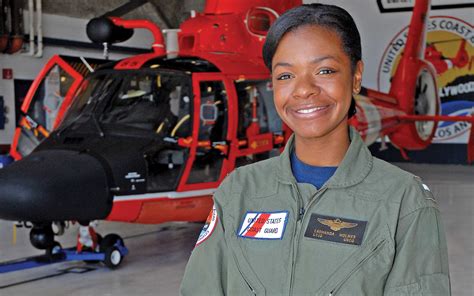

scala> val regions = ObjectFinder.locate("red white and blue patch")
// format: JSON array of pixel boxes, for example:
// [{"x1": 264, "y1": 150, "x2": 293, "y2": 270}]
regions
[
  {"x1": 195, "y1": 204, "x2": 218, "y2": 247},
  {"x1": 237, "y1": 211, "x2": 289, "y2": 240}
]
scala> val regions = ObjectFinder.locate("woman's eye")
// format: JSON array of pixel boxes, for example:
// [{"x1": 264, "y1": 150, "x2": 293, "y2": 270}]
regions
[
  {"x1": 318, "y1": 69, "x2": 335, "y2": 75},
  {"x1": 276, "y1": 74, "x2": 293, "y2": 80}
]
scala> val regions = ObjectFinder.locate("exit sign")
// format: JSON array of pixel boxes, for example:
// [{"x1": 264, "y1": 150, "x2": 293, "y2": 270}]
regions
[{"x1": 2, "y1": 68, "x2": 13, "y2": 80}]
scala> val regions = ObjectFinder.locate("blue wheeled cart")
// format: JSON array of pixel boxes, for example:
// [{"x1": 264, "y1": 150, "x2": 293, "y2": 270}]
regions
[
  {"x1": 0, "y1": 234, "x2": 128, "y2": 273},
  {"x1": 0, "y1": 155, "x2": 13, "y2": 169}
]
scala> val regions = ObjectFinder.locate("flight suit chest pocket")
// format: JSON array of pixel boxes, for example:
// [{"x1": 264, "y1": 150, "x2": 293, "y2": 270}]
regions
[
  {"x1": 227, "y1": 233, "x2": 267, "y2": 296},
  {"x1": 316, "y1": 230, "x2": 392, "y2": 296},
  {"x1": 226, "y1": 210, "x2": 293, "y2": 295}
]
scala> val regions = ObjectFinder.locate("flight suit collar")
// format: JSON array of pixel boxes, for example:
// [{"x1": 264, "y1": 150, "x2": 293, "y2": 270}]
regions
[{"x1": 277, "y1": 127, "x2": 373, "y2": 188}]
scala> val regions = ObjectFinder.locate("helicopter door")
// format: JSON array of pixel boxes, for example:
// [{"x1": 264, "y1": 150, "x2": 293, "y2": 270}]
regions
[
  {"x1": 10, "y1": 55, "x2": 83, "y2": 159},
  {"x1": 179, "y1": 74, "x2": 230, "y2": 191},
  {"x1": 10, "y1": 55, "x2": 109, "y2": 160}
]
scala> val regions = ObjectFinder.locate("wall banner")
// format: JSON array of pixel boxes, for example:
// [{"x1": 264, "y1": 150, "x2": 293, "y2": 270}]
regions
[
  {"x1": 378, "y1": 15, "x2": 473, "y2": 144},
  {"x1": 377, "y1": 0, "x2": 474, "y2": 13}
]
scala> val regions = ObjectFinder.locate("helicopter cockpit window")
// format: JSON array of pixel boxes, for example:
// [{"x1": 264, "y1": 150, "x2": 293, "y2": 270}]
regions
[
  {"x1": 27, "y1": 65, "x2": 74, "y2": 132},
  {"x1": 100, "y1": 72, "x2": 192, "y2": 135},
  {"x1": 187, "y1": 80, "x2": 228, "y2": 184},
  {"x1": 60, "y1": 73, "x2": 113, "y2": 127},
  {"x1": 60, "y1": 70, "x2": 192, "y2": 137}
]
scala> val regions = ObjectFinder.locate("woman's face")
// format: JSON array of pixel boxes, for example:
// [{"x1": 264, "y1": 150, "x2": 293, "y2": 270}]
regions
[{"x1": 271, "y1": 25, "x2": 363, "y2": 141}]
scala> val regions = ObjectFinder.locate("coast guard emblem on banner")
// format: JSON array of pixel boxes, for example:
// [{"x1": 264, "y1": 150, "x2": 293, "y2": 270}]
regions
[
  {"x1": 237, "y1": 211, "x2": 289, "y2": 240},
  {"x1": 195, "y1": 204, "x2": 218, "y2": 247}
]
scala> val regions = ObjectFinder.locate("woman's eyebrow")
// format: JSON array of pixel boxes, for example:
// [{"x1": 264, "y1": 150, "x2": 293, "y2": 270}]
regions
[
  {"x1": 272, "y1": 55, "x2": 339, "y2": 71},
  {"x1": 310, "y1": 55, "x2": 338, "y2": 64},
  {"x1": 272, "y1": 62, "x2": 292, "y2": 71}
]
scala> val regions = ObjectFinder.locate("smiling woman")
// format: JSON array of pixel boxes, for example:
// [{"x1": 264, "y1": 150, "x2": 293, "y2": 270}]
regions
[
  {"x1": 180, "y1": 4, "x2": 450, "y2": 296},
  {"x1": 270, "y1": 25, "x2": 363, "y2": 166}
]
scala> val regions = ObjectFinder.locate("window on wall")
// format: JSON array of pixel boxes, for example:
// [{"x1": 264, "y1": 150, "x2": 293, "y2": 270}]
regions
[
  {"x1": 14, "y1": 79, "x2": 33, "y2": 127},
  {"x1": 187, "y1": 80, "x2": 228, "y2": 184},
  {"x1": 0, "y1": 96, "x2": 4, "y2": 130}
]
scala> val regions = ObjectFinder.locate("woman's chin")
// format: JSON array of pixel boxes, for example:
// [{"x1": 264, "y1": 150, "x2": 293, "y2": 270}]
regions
[
  {"x1": 290, "y1": 121, "x2": 348, "y2": 142},
  {"x1": 292, "y1": 128, "x2": 328, "y2": 141}
]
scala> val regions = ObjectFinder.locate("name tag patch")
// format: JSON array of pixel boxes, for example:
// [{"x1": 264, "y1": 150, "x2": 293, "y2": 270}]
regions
[
  {"x1": 304, "y1": 213, "x2": 367, "y2": 245},
  {"x1": 237, "y1": 211, "x2": 289, "y2": 240}
]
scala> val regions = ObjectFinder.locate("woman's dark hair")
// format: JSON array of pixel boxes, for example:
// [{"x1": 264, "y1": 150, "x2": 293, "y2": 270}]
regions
[{"x1": 263, "y1": 4, "x2": 361, "y2": 117}]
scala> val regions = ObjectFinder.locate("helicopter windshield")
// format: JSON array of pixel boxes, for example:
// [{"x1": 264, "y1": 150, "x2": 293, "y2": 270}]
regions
[{"x1": 60, "y1": 70, "x2": 192, "y2": 136}]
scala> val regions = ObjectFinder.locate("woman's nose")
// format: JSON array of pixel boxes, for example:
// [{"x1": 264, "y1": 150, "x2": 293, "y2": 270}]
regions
[{"x1": 291, "y1": 74, "x2": 320, "y2": 100}]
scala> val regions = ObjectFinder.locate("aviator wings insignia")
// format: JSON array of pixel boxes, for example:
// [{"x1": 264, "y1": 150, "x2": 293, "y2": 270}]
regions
[{"x1": 317, "y1": 218, "x2": 358, "y2": 232}]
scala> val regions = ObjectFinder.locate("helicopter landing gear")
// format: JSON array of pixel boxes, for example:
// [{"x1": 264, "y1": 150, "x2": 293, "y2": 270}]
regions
[
  {"x1": 76, "y1": 222, "x2": 126, "y2": 268},
  {"x1": 0, "y1": 222, "x2": 128, "y2": 274},
  {"x1": 29, "y1": 223, "x2": 55, "y2": 250},
  {"x1": 77, "y1": 221, "x2": 100, "y2": 253}
]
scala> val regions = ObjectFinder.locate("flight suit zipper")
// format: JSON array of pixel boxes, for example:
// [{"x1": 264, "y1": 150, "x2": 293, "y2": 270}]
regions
[
  {"x1": 328, "y1": 239, "x2": 386, "y2": 296},
  {"x1": 288, "y1": 182, "x2": 303, "y2": 296},
  {"x1": 289, "y1": 185, "x2": 328, "y2": 296},
  {"x1": 243, "y1": 279, "x2": 257, "y2": 296}
]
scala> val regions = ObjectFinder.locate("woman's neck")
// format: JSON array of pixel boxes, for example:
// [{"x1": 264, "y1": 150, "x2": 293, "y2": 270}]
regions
[{"x1": 294, "y1": 125, "x2": 350, "y2": 167}]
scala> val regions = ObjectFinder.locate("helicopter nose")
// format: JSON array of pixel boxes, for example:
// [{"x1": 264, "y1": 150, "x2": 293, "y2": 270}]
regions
[{"x1": 0, "y1": 150, "x2": 112, "y2": 222}]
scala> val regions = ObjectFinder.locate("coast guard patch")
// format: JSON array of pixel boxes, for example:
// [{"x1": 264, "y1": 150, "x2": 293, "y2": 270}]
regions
[
  {"x1": 237, "y1": 211, "x2": 289, "y2": 240},
  {"x1": 195, "y1": 204, "x2": 218, "y2": 247}
]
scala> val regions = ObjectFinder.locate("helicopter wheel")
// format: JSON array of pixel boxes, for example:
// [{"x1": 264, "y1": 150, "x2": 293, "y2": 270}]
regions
[
  {"x1": 46, "y1": 241, "x2": 63, "y2": 256},
  {"x1": 104, "y1": 246, "x2": 123, "y2": 269},
  {"x1": 100, "y1": 234, "x2": 125, "y2": 269},
  {"x1": 413, "y1": 66, "x2": 438, "y2": 141}
]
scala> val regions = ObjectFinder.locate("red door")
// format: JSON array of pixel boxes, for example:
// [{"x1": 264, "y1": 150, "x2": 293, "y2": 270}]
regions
[
  {"x1": 177, "y1": 73, "x2": 235, "y2": 192},
  {"x1": 10, "y1": 55, "x2": 89, "y2": 159}
]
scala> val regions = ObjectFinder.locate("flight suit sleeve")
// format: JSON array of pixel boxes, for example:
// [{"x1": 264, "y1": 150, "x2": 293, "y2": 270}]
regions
[
  {"x1": 179, "y1": 175, "x2": 233, "y2": 296},
  {"x1": 384, "y1": 177, "x2": 451, "y2": 296}
]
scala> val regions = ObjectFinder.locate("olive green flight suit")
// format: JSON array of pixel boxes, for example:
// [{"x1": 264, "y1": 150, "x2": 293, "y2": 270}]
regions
[{"x1": 180, "y1": 128, "x2": 450, "y2": 295}]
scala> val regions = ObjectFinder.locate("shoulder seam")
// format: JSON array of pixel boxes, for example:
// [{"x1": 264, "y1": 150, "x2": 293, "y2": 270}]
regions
[{"x1": 399, "y1": 204, "x2": 439, "y2": 221}]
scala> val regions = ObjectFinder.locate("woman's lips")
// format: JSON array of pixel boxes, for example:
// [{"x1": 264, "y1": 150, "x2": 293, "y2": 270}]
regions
[{"x1": 289, "y1": 104, "x2": 332, "y2": 119}]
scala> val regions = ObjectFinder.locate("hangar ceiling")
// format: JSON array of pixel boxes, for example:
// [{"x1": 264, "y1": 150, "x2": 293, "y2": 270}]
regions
[{"x1": 24, "y1": 0, "x2": 206, "y2": 29}]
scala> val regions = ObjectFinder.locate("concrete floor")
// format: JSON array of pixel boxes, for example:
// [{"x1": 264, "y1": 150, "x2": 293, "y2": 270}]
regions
[{"x1": 0, "y1": 163, "x2": 473, "y2": 296}]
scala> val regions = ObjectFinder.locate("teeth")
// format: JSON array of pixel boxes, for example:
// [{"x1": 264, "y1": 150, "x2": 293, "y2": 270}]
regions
[{"x1": 296, "y1": 106, "x2": 326, "y2": 114}]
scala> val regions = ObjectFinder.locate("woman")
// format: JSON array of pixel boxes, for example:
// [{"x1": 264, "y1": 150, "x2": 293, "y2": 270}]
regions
[{"x1": 180, "y1": 4, "x2": 450, "y2": 295}]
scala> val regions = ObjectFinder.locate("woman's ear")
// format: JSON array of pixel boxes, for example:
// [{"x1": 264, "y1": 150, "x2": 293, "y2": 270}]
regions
[{"x1": 353, "y1": 60, "x2": 364, "y2": 94}]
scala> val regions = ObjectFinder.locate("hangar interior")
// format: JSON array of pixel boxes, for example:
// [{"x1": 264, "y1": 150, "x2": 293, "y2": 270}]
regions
[{"x1": 0, "y1": 0, "x2": 473, "y2": 295}]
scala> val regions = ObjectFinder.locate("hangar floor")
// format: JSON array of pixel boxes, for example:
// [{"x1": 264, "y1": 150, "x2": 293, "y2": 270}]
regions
[{"x1": 0, "y1": 163, "x2": 472, "y2": 296}]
